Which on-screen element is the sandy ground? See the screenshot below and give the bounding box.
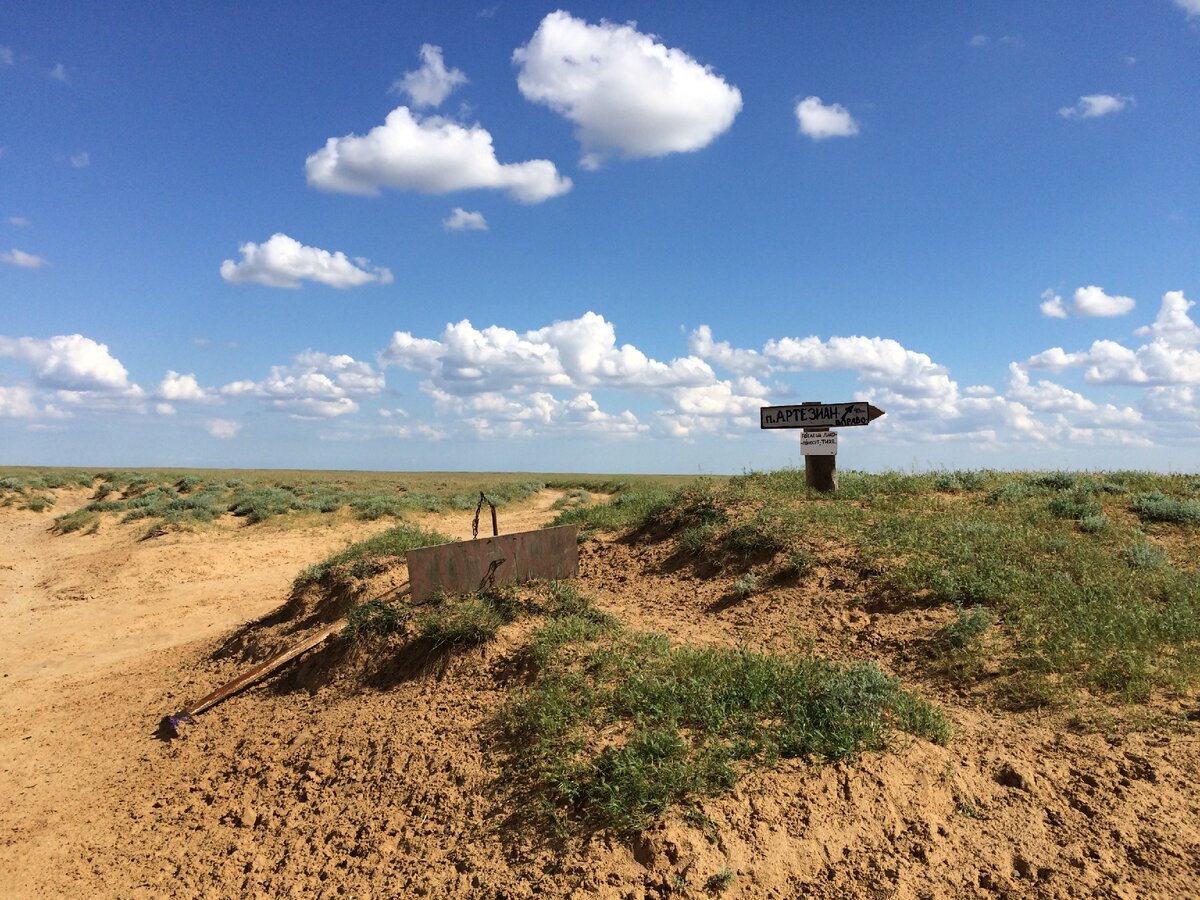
[1,490,1198,899]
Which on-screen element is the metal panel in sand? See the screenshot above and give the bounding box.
[405,525,579,601]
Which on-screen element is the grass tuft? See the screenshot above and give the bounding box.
[500,625,948,836]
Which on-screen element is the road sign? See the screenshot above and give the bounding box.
[801,431,838,455]
[760,402,884,429]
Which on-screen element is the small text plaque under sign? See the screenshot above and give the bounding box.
[801,431,838,456]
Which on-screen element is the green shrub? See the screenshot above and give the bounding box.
[417,596,511,647]
[227,487,303,524]
[1047,489,1101,520]
[934,470,987,492]
[732,573,759,597]
[1131,492,1200,525]
[937,604,992,649]
[294,523,453,588]
[986,481,1032,504]
[1124,541,1168,571]
[679,524,715,556]
[1031,471,1081,490]
[345,598,406,638]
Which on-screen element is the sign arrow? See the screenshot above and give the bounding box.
[759,401,885,429]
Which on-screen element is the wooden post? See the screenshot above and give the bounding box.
[803,400,838,493]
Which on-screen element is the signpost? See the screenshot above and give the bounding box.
[760,400,885,492]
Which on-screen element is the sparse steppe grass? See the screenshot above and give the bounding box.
[554,468,1200,708]
[0,466,690,537]
[499,606,949,836]
[336,573,949,838]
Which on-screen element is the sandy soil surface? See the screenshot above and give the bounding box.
[1,491,1197,899]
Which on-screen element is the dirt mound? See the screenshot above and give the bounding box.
[2,490,1198,898]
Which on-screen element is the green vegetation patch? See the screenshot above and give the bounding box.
[295,523,454,588]
[864,480,1200,702]
[1131,492,1200,525]
[500,622,948,836]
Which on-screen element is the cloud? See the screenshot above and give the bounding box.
[514,10,742,169]
[221,349,384,418]
[49,62,67,82]
[158,370,215,402]
[306,106,572,203]
[390,44,467,108]
[0,386,39,418]
[70,151,89,168]
[220,233,393,289]
[1039,289,1067,319]
[1144,386,1200,420]
[443,207,488,231]
[1006,363,1096,412]
[1041,285,1135,318]
[7,216,30,227]
[0,46,13,66]
[794,96,860,140]
[1025,291,1200,385]
[382,311,714,395]
[1070,285,1136,317]
[206,419,241,439]
[0,333,133,391]
[1133,290,1200,347]
[968,34,989,47]
[1,248,47,268]
[426,386,644,439]
[1058,94,1134,119]
[761,334,955,398]
[1173,0,1200,17]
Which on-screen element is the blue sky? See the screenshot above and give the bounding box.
[2,1,1198,474]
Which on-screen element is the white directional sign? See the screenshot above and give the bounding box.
[760,402,885,429]
[801,431,838,456]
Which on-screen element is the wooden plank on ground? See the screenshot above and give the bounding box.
[405,525,578,602]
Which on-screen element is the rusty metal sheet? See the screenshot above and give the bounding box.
[406,525,578,602]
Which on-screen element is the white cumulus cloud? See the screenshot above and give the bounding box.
[1071,285,1135,317]
[1,248,48,268]
[49,62,67,82]
[1134,290,1200,346]
[158,371,215,402]
[794,96,860,140]
[221,349,384,418]
[0,386,39,418]
[382,311,714,395]
[1058,94,1134,119]
[1173,0,1200,17]
[0,46,13,66]
[1006,363,1096,412]
[426,386,643,439]
[0,333,133,392]
[1025,291,1200,386]
[206,419,241,439]
[391,44,467,108]
[513,10,742,169]
[70,151,89,168]
[443,208,488,231]
[306,107,572,203]
[1039,289,1067,319]
[220,233,393,289]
